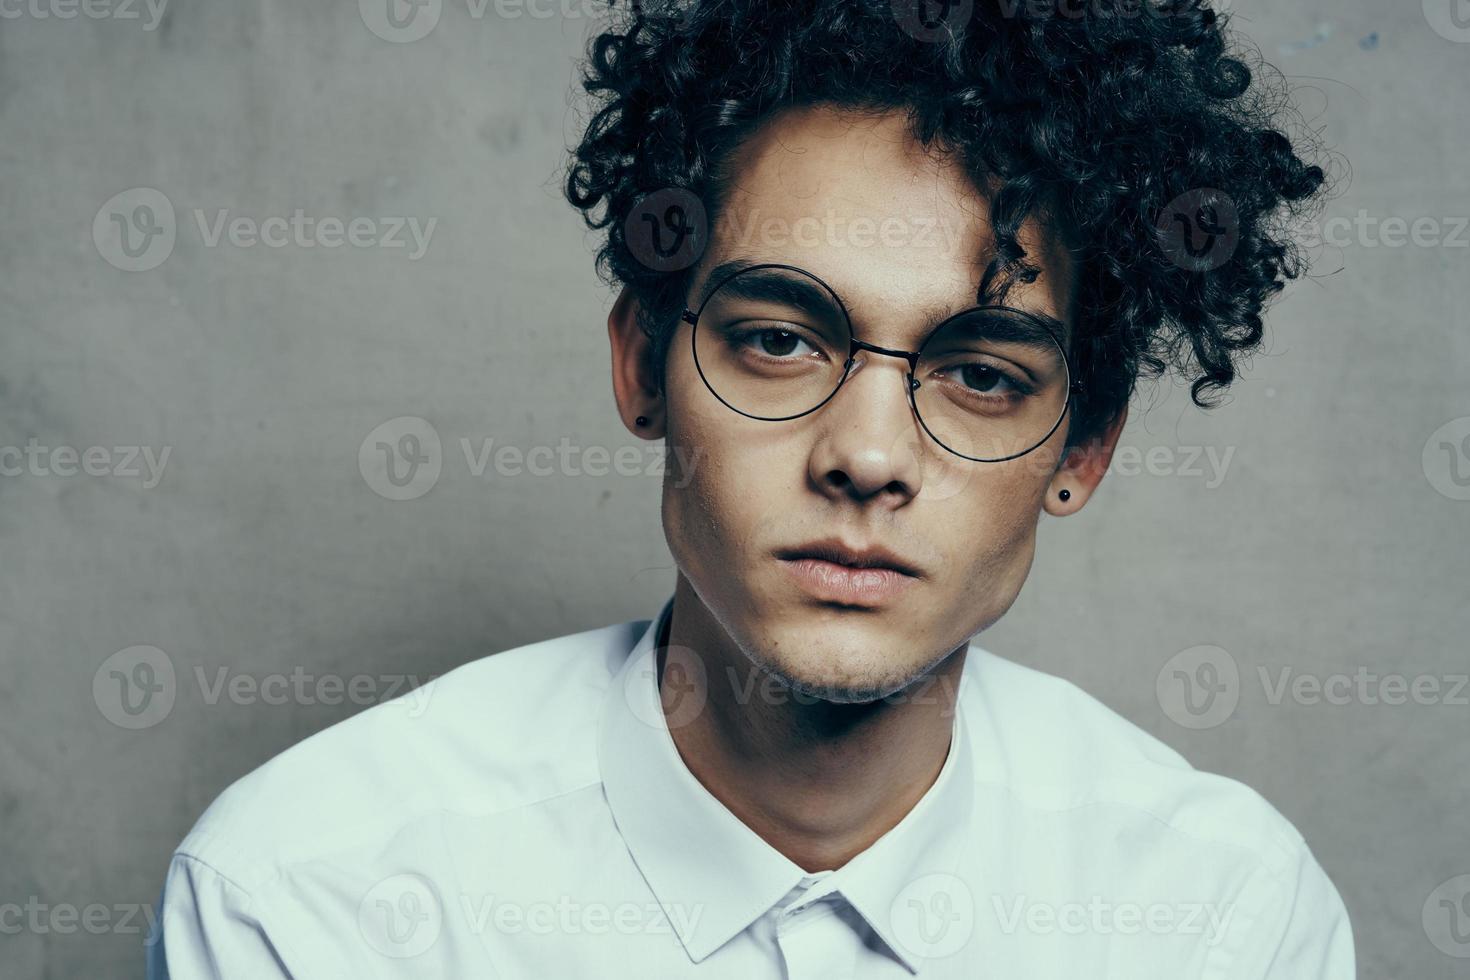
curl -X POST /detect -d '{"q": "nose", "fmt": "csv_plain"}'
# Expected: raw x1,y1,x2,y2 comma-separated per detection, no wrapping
806,350,925,505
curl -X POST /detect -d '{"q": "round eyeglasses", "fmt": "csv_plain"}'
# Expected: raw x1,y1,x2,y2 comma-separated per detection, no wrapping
680,263,1078,462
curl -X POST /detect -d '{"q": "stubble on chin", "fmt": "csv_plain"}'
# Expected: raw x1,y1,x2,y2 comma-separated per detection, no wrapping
736,634,937,707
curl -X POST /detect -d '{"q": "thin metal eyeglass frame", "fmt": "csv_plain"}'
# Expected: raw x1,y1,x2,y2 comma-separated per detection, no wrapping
679,262,1081,463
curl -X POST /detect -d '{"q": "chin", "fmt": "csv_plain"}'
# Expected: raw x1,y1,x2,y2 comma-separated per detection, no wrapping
725,604,929,702
753,648,924,705
783,674,908,705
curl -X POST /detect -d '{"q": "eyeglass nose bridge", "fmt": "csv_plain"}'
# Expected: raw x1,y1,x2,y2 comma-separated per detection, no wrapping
842,337,922,393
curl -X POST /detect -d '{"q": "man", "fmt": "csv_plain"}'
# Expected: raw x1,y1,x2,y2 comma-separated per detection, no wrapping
149,1,1352,977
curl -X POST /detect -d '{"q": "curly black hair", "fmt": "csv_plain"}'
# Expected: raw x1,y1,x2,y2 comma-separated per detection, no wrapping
564,0,1331,449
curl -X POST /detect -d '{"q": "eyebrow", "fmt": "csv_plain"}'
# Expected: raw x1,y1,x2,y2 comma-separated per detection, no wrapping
691,260,847,321
689,258,1072,351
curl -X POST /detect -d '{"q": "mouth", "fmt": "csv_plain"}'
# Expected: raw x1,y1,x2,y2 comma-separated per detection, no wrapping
774,539,922,607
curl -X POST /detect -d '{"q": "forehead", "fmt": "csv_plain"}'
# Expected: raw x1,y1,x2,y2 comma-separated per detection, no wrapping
699,104,1076,341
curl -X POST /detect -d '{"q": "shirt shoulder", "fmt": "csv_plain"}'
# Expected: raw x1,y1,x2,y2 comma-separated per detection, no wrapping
960,647,1354,977
172,616,646,891
962,645,1310,876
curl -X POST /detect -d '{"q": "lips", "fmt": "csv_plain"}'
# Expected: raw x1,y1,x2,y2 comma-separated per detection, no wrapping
774,539,922,578
774,538,922,607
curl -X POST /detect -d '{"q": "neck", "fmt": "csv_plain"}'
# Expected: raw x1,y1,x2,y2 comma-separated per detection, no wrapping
659,575,968,873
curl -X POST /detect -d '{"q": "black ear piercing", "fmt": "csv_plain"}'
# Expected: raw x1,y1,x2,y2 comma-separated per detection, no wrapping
1058,488,1071,502
635,416,649,428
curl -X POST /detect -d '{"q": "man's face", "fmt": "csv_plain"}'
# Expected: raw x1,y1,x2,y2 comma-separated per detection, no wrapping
659,104,1080,702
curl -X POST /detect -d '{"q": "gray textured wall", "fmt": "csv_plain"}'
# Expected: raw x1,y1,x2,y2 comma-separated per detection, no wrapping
1,2,1466,977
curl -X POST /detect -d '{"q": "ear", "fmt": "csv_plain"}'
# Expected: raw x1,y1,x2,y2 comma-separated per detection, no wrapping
608,286,666,439
1043,403,1127,516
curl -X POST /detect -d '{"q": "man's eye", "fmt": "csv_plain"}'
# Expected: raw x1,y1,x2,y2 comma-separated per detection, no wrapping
946,362,1028,397
733,327,818,359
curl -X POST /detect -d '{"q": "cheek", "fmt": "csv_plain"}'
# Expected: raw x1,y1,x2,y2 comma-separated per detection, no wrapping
953,484,1031,561
661,377,815,600
938,463,1046,592
659,354,753,578
662,437,727,565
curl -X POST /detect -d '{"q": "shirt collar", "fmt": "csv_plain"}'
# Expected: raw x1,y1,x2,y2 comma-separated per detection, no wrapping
597,592,975,973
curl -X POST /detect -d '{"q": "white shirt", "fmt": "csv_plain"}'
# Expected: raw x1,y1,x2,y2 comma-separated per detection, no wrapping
148,593,1355,979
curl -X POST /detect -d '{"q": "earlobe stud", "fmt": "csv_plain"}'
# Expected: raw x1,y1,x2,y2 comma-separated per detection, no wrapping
1059,488,1071,502
635,415,649,427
